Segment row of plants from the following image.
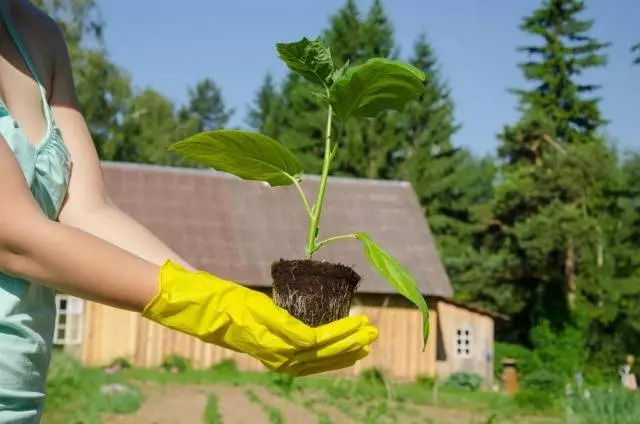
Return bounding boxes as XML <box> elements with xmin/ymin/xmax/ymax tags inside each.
<box><xmin>47</xmin><ymin>350</ymin><xmax>640</xmax><ymax>423</ymax></box>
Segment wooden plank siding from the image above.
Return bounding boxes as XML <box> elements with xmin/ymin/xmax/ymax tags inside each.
<box><xmin>78</xmin><ymin>293</ymin><xmax>439</xmax><ymax>381</ymax></box>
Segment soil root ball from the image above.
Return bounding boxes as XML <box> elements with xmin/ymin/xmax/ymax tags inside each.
<box><xmin>271</xmin><ymin>259</ymin><xmax>361</xmax><ymax>327</ymax></box>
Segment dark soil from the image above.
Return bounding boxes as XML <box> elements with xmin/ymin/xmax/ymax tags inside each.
<box><xmin>271</xmin><ymin>259</ymin><xmax>361</xmax><ymax>327</ymax></box>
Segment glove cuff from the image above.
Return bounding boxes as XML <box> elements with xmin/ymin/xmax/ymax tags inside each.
<box><xmin>141</xmin><ymin>259</ymin><xmax>187</xmax><ymax>320</ymax></box>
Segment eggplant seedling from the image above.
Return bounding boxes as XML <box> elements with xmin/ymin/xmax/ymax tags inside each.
<box><xmin>169</xmin><ymin>37</ymin><xmax>430</xmax><ymax>348</ymax></box>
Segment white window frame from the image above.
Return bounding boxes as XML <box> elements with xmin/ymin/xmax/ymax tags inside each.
<box><xmin>454</xmin><ymin>326</ymin><xmax>473</xmax><ymax>359</ymax></box>
<box><xmin>53</xmin><ymin>294</ymin><xmax>84</xmax><ymax>346</ymax></box>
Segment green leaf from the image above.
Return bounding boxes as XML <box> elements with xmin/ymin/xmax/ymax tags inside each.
<box><xmin>276</xmin><ymin>37</ymin><xmax>334</xmax><ymax>86</ymax></box>
<box><xmin>354</xmin><ymin>233</ymin><xmax>430</xmax><ymax>349</ymax></box>
<box><xmin>168</xmin><ymin>130</ymin><xmax>302</xmax><ymax>187</ymax></box>
<box><xmin>329</xmin><ymin>58</ymin><xmax>426</xmax><ymax>122</ymax></box>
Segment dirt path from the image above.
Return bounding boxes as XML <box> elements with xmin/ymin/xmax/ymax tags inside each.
<box><xmin>252</xmin><ymin>387</ymin><xmax>316</xmax><ymax>422</ymax></box>
<box><xmin>104</xmin><ymin>384</ymin><xmax>209</xmax><ymax>424</ymax></box>
<box><xmin>102</xmin><ymin>383</ymin><xmax>560</xmax><ymax>424</ymax></box>
<box><xmin>210</xmin><ymin>386</ymin><xmax>267</xmax><ymax>424</ymax></box>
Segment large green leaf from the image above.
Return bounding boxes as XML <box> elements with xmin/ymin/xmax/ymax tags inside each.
<box><xmin>354</xmin><ymin>233</ymin><xmax>430</xmax><ymax>349</ymax></box>
<box><xmin>169</xmin><ymin>130</ymin><xmax>302</xmax><ymax>187</ymax></box>
<box><xmin>329</xmin><ymin>58</ymin><xmax>426</xmax><ymax>122</ymax></box>
<box><xmin>276</xmin><ymin>37</ymin><xmax>335</xmax><ymax>86</ymax></box>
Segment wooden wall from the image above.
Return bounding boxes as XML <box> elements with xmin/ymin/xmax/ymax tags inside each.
<box><xmin>434</xmin><ymin>300</ymin><xmax>495</xmax><ymax>386</ymax></box>
<box><xmin>77</xmin><ymin>293</ymin><xmax>439</xmax><ymax>381</ymax></box>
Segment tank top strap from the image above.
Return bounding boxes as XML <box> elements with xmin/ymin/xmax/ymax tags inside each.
<box><xmin>0</xmin><ymin>5</ymin><xmax>54</xmax><ymax>128</ymax></box>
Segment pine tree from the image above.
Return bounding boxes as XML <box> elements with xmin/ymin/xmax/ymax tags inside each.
<box><xmin>260</xmin><ymin>0</ymin><xmax>402</xmax><ymax>177</ymax></box>
<box><xmin>245</xmin><ymin>73</ymin><xmax>282</xmax><ymax>137</ymax></box>
<box><xmin>395</xmin><ymin>33</ymin><xmax>497</xmax><ymax>297</ymax></box>
<box><xmin>322</xmin><ymin>0</ymin><xmax>363</xmax><ymax>67</ymax></box>
<box><xmin>326</xmin><ymin>0</ymin><xmax>404</xmax><ymax>178</ymax></box>
<box><xmin>178</xmin><ymin>78</ymin><xmax>233</xmax><ymax>133</ymax></box>
<box><xmin>499</xmin><ymin>0</ymin><xmax>610</xmax><ymax>165</ymax></box>
<box><xmin>487</xmin><ymin>0</ymin><xmax>611</xmax><ymax>354</ymax></box>
<box><xmin>585</xmin><ymin>150</ymin><xmax>640</xmax><ymax>368</ymax></box>
<box><xmin>118</xmin><ymin>89</ymin><xmax>178</xmax><ymax>164</ymax></box>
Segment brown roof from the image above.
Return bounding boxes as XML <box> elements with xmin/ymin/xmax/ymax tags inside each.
<box><xmin>100</xmin><ymin>161</ymin><xmax>454</xmax><ymax>297</ymax></box>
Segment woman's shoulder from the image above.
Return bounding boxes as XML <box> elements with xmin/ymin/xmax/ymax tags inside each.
<box><xmin>12</xmin><ymin>2</ymin><xmax>68</xmax><ymax>88</ymax></box>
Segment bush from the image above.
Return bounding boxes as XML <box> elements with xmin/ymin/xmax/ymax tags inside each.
<box><xmin>442</xmin><ymin>372</ymin><xmax>483</xmax><ymax>391</ymax></box>
<box><xmin>210</xmin><ymin>359</ymin><xmax>239</xmax><ymax>376</ymax></box>
<box><xmin>513</xmin><ymin>369</ymin><xmax>564</xmax><ymax>410</ymax></box>
<box><xmin>160</xmin><ymin>355</ymin><xmax>191</xmax><ymax>373</ymax></box>
<box><xmin>415</xmin><ymin>374</ymin><xmax>436</xmax><ymax>388</ymax></box>
<box><xmin>494</xmin><ymin>342</ymin><xmax>541</xmax><ymax>379</ymax></box>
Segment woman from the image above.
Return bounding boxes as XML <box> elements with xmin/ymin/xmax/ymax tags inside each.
<box><xmin>0</xmin><ymin>0</ymin><xmax>378</xmax><ymax>421</ymax></box>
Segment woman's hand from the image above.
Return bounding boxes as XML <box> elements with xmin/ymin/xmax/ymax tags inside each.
<box><xmin>143</xmin><ymin>260</ymin><xmax>378</xmax><ymax>376</ymax></box>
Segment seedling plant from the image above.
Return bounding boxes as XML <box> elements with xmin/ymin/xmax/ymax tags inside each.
<box><xmin>169</xmin><ymin>36</ymin><xmax>430</xmax><ymax>347</ymax></box>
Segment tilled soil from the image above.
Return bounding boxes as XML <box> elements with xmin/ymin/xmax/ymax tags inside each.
<box><xmin>102</xmin><ymin>383</ymin><xmax>560</xmax><ymax>424</ymax></box>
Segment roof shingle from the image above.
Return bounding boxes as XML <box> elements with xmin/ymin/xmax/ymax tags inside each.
<box><xmin>101</xmin><ymin>161</ymin><xmax>454</xmax><ymax>298</ymax></box>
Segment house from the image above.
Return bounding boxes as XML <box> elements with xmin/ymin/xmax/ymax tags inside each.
<box><xmin>54</xmin><ymin>161</ymin><xmax>500</xmax><ymax>385</ymax></box>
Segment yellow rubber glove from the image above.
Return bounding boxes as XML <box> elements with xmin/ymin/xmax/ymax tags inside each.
<box><xmin>142</xmin><ymin>260</ymin><xmax>378</xmax><ymax>376</ymax></box>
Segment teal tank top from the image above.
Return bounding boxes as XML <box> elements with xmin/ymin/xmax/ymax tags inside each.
<box><xmin>0</xmin><ymin>6</ymin><xmax>72</xmax><ymax>423</ymax></box>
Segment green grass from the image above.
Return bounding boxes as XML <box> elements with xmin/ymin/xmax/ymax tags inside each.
<box><xmin>565</xmin><ymin>386</ymin><xmax>640</xmax><ymax>424</ymax></box>
<box><xmin>41</xmin><ymin>351</ymin><xmax>583</xmax><ymax>424</ymax></box>
<box><xmin>203</xmin><ymin>392</ymin><xmax>223</xmax><ymax>424</ymax></box>
<box><xmin>317</xmin><ymin>412</ymin><xmax>334</xmax><ymax>424</ymax></box>
<box><xmin>42</xmin><ymin>350</ymin><xmax>144</xmax><ymax>424</ymax></box>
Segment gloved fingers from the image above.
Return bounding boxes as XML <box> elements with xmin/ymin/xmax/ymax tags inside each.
<box><xmin>313</xmin><ymin>315</ymin><xmax>371</xmax><ymax>347</ymax></box>
<box><xmin>245</xmin><ymin>291</ymin><xmax>317</xmax><ymax>348</ymax></box>
<box><xmin>294</xmin><ymin>324</ymin><xmax>378</xmax><ymax>363</ymax></box>
<box><xmin>291</xmin><ymin>347</ymin><xmax>371</xmax><ymax>377</ymax></box>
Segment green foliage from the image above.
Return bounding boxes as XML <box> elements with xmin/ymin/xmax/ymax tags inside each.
<box><xmin>44</xmin><ymin>351</ymin><xmax>144</xmax><ymax>422</ymax></box>
<box><xmin>210</xmin><ymin>359</ymin><xmax>240</xmax><ymax>377</ymax></box>
<box><xmin>442</xmin><ymin>372</ymin><xmax>484</xmax><ymax>391</ymax></box>
<box><xmin>168</xmin><ymin>34</ymin><xmax>428</xmax><ymax>347</ymax></box>
<box><xmin>566</xmin><ymin>386</ymin><xmax>640</xmax><ymax>424</ymax></box>
<box><xmin>493</xmin><ymin>342</ymin><xmax>542</xmax><ymax>380</ymax></box>
<box><xmin>329</xmin><ymin>58</ymin><xmax>425</xmax><ymax>122</ymax></box>
<box><xmin>355</xmin><ymin>233</ymin><xmax>429</xmax><ymax>346</ymax></box>
<box><xmin>40</xmin><ymin>0</ymin><xmax>640</xmax><ymax>389</ymax></box>
<box><xmin>246</xmin><ymin>73</ymin><xmax>283</xmax><ymax>136</ymax></box>
<box><xmin>276</xmin><ymin>37</ymin><xmax>335</xmax><ymax>86</ymax></box>
<box><xmin>169</xmin><ymin>130</ymin><xmax>303</xmax><ymax>187</ymax></box>
<box><xmin>270</xmin><ymin>372</ymin><xmax>296</xmax><ymax>398</ymax></box>
<box><xmin>530</xmin><ymin>319</ymin><xmax>587</xmax><ymax>380</ymax></box>
<box><xmin>160</xmin><ymin>355</ymin><xmax>191</xmax><ymax>373</ymax></box>
<box><xmin>203</xmin><ymin>393</ymin><xmax>223</xmax><ymax>424</ymax></box>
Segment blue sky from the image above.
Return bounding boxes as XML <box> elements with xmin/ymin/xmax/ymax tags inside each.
<box><xmin>98</xmin><ymin>0</ymin><xmax>638</xmax><ymax>156</ymax></box>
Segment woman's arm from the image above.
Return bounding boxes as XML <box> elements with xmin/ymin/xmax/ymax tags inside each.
<box><xmin>48</xmin><ymin>19</ymin><xmax>194</xmax><ymax>271</ymax></box>
<box><xmin>0</xmin><ymin>138</ymin><xmax>158</xmax><ymax>311</ymax></box>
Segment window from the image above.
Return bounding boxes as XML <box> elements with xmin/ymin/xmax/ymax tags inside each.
<box><xmin>53</xmin><ymin>294</ymin><xmax>84</xmax><ymax>346</ymax></box>
<box><xmin>454</xmin><ymin>327</ymin><xmax>473</xmax><ymax>358</ymax></box>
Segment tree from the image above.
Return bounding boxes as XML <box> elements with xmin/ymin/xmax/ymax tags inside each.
<box><xmin>329</xmin><ymin>0</ymin><xmax>404</xmax><ymax>179</ymax></box>
<box><xmin>393</xmin><ymin>33</ymin><xmax>497</xmax><ymax>296</ymax></box>
<box><xmin>499</xmin><ymin>0</ymin><xmax>610</xmax><ymax>165</ymax></box>
<box><xmin>178</xmin><ymin>78</ymin><xmax>233</xmax><ymax>133</ymax></box>
<box><xmin>488</xmin><ymin>0</ymin><xmax>611</xmax><ymax>354</ymax></box>
<box><xmin>34</xmin><ymin>0</ymin><xmax>133</xmax><ymax>159</ymax></box>
<box><xmin>633</xmin><ymin>43</ymin><xmax>640</xmax><ymax>65</ymax></box>
<box><xmin>259</xmin><ymin>0</ymin><xmax>403</xmax><ymax>177</ymax></box>
<box><xmin>117</xmin><ymin>88</ymin><xmax>179</xmax><ymax>165</ymax></box>
<box><xmin>245</xmin><ymin>73</ymin><xmax>283</xmax><ymax>138</ymax></box>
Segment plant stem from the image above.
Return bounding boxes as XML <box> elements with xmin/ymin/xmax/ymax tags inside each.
<box><xmin>287</xmin><ymin>174</ymin><xmax>312</xmax><ymax>219</ymax></box>
<box><xmin>305</xmin><ymin>91</ymin><xmax>333</xmax><ymax>259</ymax></box>
<box><xmin>311</xmin><ymin>233</ymin><xmax>357</xmax><ymax>255</ymax></box>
